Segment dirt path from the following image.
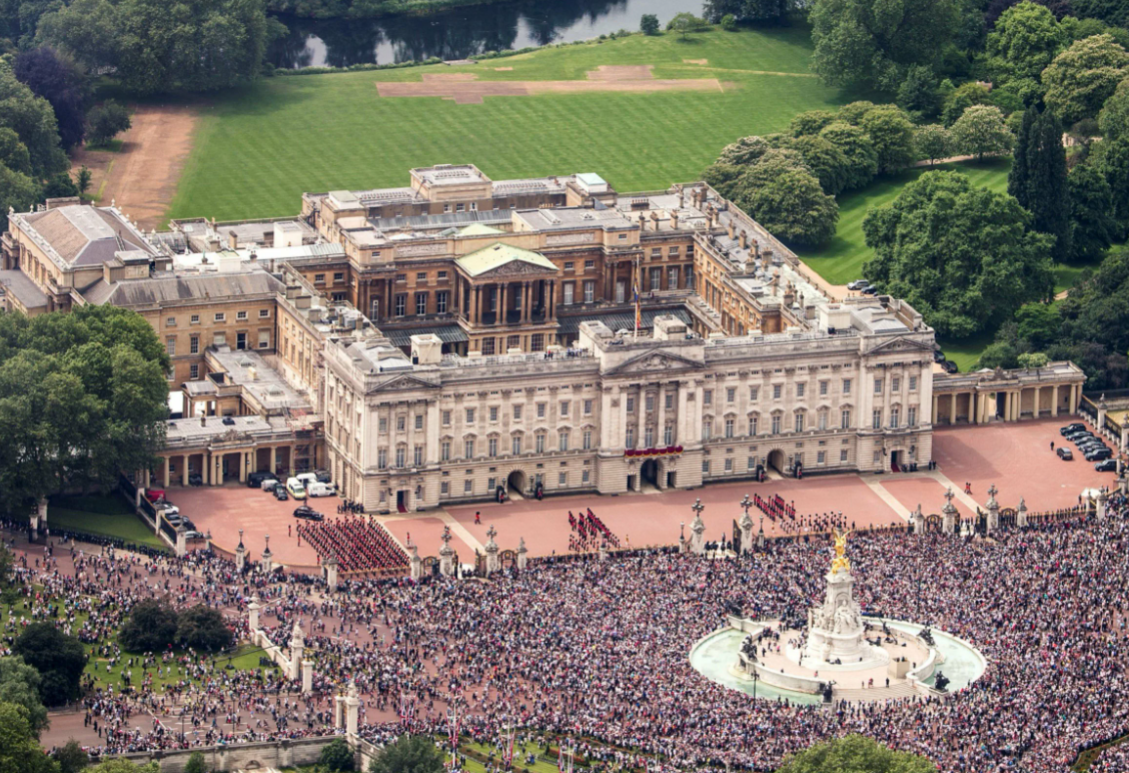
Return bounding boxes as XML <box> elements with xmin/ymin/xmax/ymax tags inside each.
<box><xmin>70</xmin><ymin>103</ymin><xmax>199</xmax><ymax>229</ymax></box>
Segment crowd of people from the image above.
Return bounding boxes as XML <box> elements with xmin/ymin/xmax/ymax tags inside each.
<box><xmin>6</xmin><ymin>489</ymin><xmax>1129</xmax><ymax>771</ymax></box>
<box><xmin>295</xmin><ymin>516</ymin><xmax>407</xmax><ymax>573</ymax></box>
<box><xmin>566</xmin><ymin>509</ymin><xmax>620</xmax><ymax>553</ymax></box>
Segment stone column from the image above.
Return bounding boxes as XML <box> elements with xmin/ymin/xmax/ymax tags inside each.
<box><xmin>302</xmin><ymin>659</ymin><xmax>313</xmax><ymax>694</ymax></box>
<box><xmin>1003</xmin><ymin>392</ymin><xmax>1012</xmax><ymax>423</ymax></box>
<box><xmin>690</xmin><ymin>500</ymin><xmax>706</xmax><ymax>555</ymax></box>
<box><xmin>484</xmin><ymin>525</ymin><xmax>500</xmax><ymax>576</ymax></box>
<box><xmin>986</xmin><ymin>484</ymin><xmax>999</xmax><ymax>532</ymax></box>
<box><xmin>175</xmin><ymin>524</ymin><xmax>187</xmax><ymax>558</ymax></box>
<box><xmin>1097</xmin><ymin>395</ymin><xmax>1108</xmax><ymax>435</ymax></box>
<box><xmin>912</xmin><ymin>504</ymin><xmax>925</xmax><ymax>536</ymax></box>
<box><xmin>739</xmin><ymin>510</ymin><xmax>754</xmax><ymax>553</ymax></box>
<box><xmin>517</xmin><ymin>537</ymin><xmax>528</xmax><ymax>570</ymax></box>
<box><xmin>163</xmin><ymin>456</ymin><xmax>171</xmax><ymax>488</ymax></box>
<box><xmin>522</xmin><ymin>282</ymin><xmax>531</xmax><ymax>323</ymax></box>
<box><xmin>548</xmin><ymin>281</ymin><xmax>555</xmax><ymax>321</ymax></box>
<box><xmin>182</xmin><ymin>455</ymin><xmax>190</xmax><ymax>486</ymax></box>
<box><xmin>270</xmin><ymin>446</ymin><xmax>277</xmax><ymax>476</ymax></box>
<box><xmin>1097</xmin><ymin>490</ymin><xmax>1108</xmax><ymax>519</ymax></box>
<box><xmin>1052</xmin><ymin>385</ymin><xmax>1059</xmax><ymax>417</ymax></box>
<box><xmin>344</xmin><ymin>682</ymin><xmax>360</xmax><ymax>736</ymax></box>
<box><xmin>235</xmin><ymin>529</ymin><xmax>247</xmax><ymax>572</ymax></box>
<box><xmin>324</xmin><ymin>554</ymin><xmax>339</xmax><ymax>592</ymax></box>
<box><xmin>288</xmin><ymin>620</ymin><xmax>304</xmax><ymax>681</ymax></box>
<box><xmin>932</xmin><ymin>395</ymin><xmax>938</xmax><ymax>425</ymax></box>
<box><xmin>498</xmin><ymin>283</ymin><xmax>507</xmax><ymax>326</ymax></box>
<box><xmin>439</xmin><ymin>528</ymin><xmax>456</xmax><ymax>577</ymax></box>
<box><xmin>949</xmin><ymin>395</ymin><xmax>956</xmax><ymax>425</ymax></box>
<box><xmin>656</xmin><ymin>383</ymin><xmax>667</xmax><ymax>445</ymax></box>
<box><xmin>260</xmin><ymin>536</ymin><xmax>273</xmax><ymax>574</ymax></box>
<box><xmin>1016</xmin><ymin>497</ymin><xmax>1028</xmax><ymax>528</ymax></box>
<box><xmin>942</xmin><ymin>489</ymin><xmax>958</xmax><ymax>534</ymax></box>
<box><xmin>248</xmin><ymin>594</ymin><xmax>261</xmax><ymax>631</ymax></box>
<box><xmin>333</xmin><ymin>693</ymin><xmax>344</xmax><ymax>729</ymax></box>
<box><xmin>637</xmin><ymin>385</ymin><xmax>647</xmax><ymax>449</ymax></box>
<box><xmin>409</xmin><ymin>541</ymin><xmax>421</xmax><ymax>581</ymax></box>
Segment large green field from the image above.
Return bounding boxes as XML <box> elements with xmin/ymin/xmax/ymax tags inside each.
<box><xmin>170</xmin><ymin>26</ymin><xmax>849</xmax><ymax>221</ymax></box>
<box><xmin>795</xmin><ymin>158</ymin><xmax>1014</xmax><ymax>287</ymax></box>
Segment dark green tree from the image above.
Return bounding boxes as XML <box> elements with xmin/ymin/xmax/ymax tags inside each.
<box><xmin>915</xmin><ymin>124</ymin><xmax>953</xmax><ymax>166</ymax></box>
<box><xmin>0</xmin><ymin>164</ymin><xmax>39</xmax><ymax>232</ymax></box>
<box><xmin>54</xmin><ymin>740</ymin><xmax>89</xmax><ymax>773</ymax></box>
<box><xmin>1068</xmin><ymin>163</ymin><xmax>1115</xmax><ymax>262</ymax></box>
<box><xmin>183</xmin><ymin>751</ymin><xmax>207</xmax><ymax>773</ymax></box>
<box><xmin>0</xmin><ymin>60</ymin><xmax>67</xmax><ymax>178</ymax></box>
<box><xmin>319</xmin><ymin>738</ymin><xmax>356</xmax><ymax>772</ymax></box>
<box><xmin>788</xmin><ymin>134</ymin><xmax>850</xmax><ymax>195</ymax></box>
<box><xmin>1014</xmin><ymin>301</ymin><xmax>1062</xmax><ymax>349</ymax></box>
<box><xmin>86</xmin><ymin>100</ymin><xmax>130</xmax><ymax>147</ymax></box>
<box><xmin>1099</xmin><ymin>76</ymin><xmax>1129</xmax><ymax>142</ymax></box>
<box><xmin>896</xmin><ymin>65</ymin><xmax>941</xmax><ymax>118</ymax></box>
<box><xmin>0</xmin><ymin>129</ymin><xmax>32</xmax><ymax>176</ymax></box>
<box><xmin>120</xmin><ymin>599</ymin><xmax>179</xmax><ymax>653</ymax></box>
<box><xmin>749</xmin><ymin>169</ymin><xmax>839</xmax><ymax>247</ymax></box>
<box><xmin>775</xmin><ymin>734</ymin><xmax>938</xmax><ymax>773</ymax></box>
<box><xmin>368</xmin><ymin>735</ymin><xmax>444</xmax><ymax>773</ymax></box>
<box><xmin>1100</xmin><ymin>137</ymin><xmax>1129</xmax><ymax>238</ymax></box>
<box><xmin>12</xmin><ymin>624</ymin><xmax>87</xmax><ymax>707</ymax></box>
<box><xmin>1008</xmin><ymin>104</ymin><xmax>1039</xmax><ymax>207</ymax></box>
<box><xmin>788</xmin><ymin>109</ymin><xmax>837</xmax><ymax>137</ymax></box>
<box><xmin>1042</xmin><ymin>33</ymin><xmax>1129</xmax><ymax>124</ymax></box>
<box><xmin>176</xmin><ymin>605</ymin><xmax>233</xmax><ymax>652</ymax></box>
<box><xmin>703</xmin><ymin>0</ymin><xmax>792</xmax><ymax>24</ymax></box>
<box><xmin>863</xmin><ymin>170</ymin><xmax>1054</xmax><ymax>338</ymax></box>
<box><xmin>639</xmin><ymin>14</ymin><xmax>659</xmax><ymax>35</ymax></box>
<box><xmin>0</xmin><ymin>657</ymin><xmax>48</xmax><ymax>736</ymax></box>
<box><xmin>859</xmin><ymin>105</ymin><xmax>917</xmax><ymax>174</ymax></box>
<box><xmin>818</xmin><ymin>121</ymin><xmax>879</xmax><ymax>191</ymax></box>
<box><xmin>0</xmin><ymin>701</ymin><xmax>60</xmax><ymax>773</ymax></box>
<box><xmin>1026</xmin><ymin>110</ymin><xmax>1072</xmax><ymax>262</ymax></box>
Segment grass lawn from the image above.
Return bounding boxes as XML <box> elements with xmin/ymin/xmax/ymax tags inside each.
<box><xmin>170</xmin><ymin>26</ymin><xmax>853</xmax><ymax>221</ymax></box>
<box><xmin>796</xmin><ymin>157</ymin><xmax>1014</xmax><ymax>286</ymax></box>
<box><xmin>47</xmin><ymin>494</ymin><xmax>168</xmax><ymax>551</ymax></box>
<box><xmin>937</xmin><ymin>331</ymin><xmax>996</xmax><ymax>372</ymax></box>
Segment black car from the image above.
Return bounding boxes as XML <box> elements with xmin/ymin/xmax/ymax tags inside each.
<box><xmin>274</xmin><ymin>487</ymin><xmax>289</xmax><ymax>501</ymax></box>
<box><xmin>932</xmin><ymin>349</ymin><xmax>946</xmax><ymax>363</ymax></box>
<box><xmin>1086</xmin><ymin>447</ymin><xmax>1113</xmax><ymax>462</ymax></box>
<box><xmin>188</xmin><ymin>473</ymin><xmax>203</xmax><ymax>486</ymax></box>
<box><xmin>1066</xmin><ymin>430</ymin><xmax>1094</xmax><ymax>443</ymax></box>
<box><xmin>942</xmin><ymin>360</ymin><xmax>959</xmax><ymax>374</ymax></box>
<box><xmin>1078</xmin><ymin>442</ymin><xmax>1107</xmax><ymax>455</ymax></box>
<box><xmin>248</xmin><ymin>471</ymin><xmax>275</xmax><ymax>488</ymax></box>
<box><xmin>293</xmin><ymin>505</ymin><xmax>324</xmax><ymax>521</ymax></box>
<box><xmin>315</xmin><ymin>470</ymin><xmax>332</xmax><ymax>483</ymax></box>
<box><xmin>1095</xmin><ymin>459</ymin><xmax>1119</xmax><ymax>472</ymax></box>
<box><xmin>1060</xmin><ymin>423</ymin><xmax>1086</xmax><ymax>436</ymax></box>
<box><xmin>1057</xmin><ymin>447</ymin><xmax>1074</xmax><ymax>460</ymax></box>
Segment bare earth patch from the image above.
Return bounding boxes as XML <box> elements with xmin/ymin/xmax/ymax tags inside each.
<box><xmin>683</xmin><ymin>59</ymin><xmax>709</xmax><ymax>65</ymax></box>
<box><xmin>494</xmin><ymin>67</ymin><xmax>514</xmax><ymax>71</ymax></box>
<box><xmin>377</xmin><ymin>65</ymin><xmax>726</xmax><ymax>104</ymax></box>
<box><xmin>71</xmin><ymin>103</ymin><xmax>199</xmax><ymax>229</ymax></box>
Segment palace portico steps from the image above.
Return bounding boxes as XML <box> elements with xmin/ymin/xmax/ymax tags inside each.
<box><xmin>829</xmin><ymin>681</ymin><xmax>920</xmax><ymax>703</ymax></box>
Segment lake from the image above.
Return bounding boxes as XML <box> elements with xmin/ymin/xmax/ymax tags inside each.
<box><xmin>269</xmin><ymin>0</ymin><xmax>706</xmax><ymax>69</ymax></box>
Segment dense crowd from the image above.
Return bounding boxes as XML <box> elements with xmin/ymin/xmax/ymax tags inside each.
<box><xmin>9</xmin><ymin>492</ymin><xmax>1129</xmax><ymax>770</ymax></box>
<box><xmin>295</xmin><ymin>516</ymin><xmax>407</xmax><ymax>573</ymax></box>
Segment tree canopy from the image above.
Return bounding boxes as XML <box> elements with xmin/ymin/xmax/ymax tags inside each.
<box><xmin>12</xmin><ymin>624</ymin><xmax>87</xmax><ymax>707</ymax></box>
<box><xmin>0</xmin><ymin>700</ymin><xmax>60</xmax><ymax>773</ymax></box>
<box><xmin>0</xmin><ymin>658</ymin><xmax>48</xmax><ymax>737</ymax></box>
<box><xmin>776</xmin><ymin>735</ymin><xmax>937</xmax><ymax>773</ymax></box>
<box><xmin>368</xmin><ymin>735</ymin><xmax>444</xmax><ymax>773</ymax></box>
<box><xmin>1042</xmin><ymin>33</ymin><xmax>1129</xmax><ymax>123</ymax></box>
<box><xmin>863</xmin><ymin>170</ymin><xmax>1054</xmax><ymax>338</ymax></box>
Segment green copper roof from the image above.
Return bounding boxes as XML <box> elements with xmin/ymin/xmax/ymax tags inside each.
<box><xmin>456</xmin><ymin>242</ymin><xmax>557</xmax><ymax>277</ymax></box>
<box><xmin>459</xmin><ymin>223</ymin><xmax>504</xmax><ymax>236</ymax></box>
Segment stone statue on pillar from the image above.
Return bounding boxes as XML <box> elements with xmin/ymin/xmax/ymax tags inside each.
<box><xmin>517</xmin><ymin>537</ymin><xmax>528</xmax><ymax>570</ymax></box>
<box><xmin>986</xmin><ymin>484</ymin><xmax>1000</xmax><ymax>532</ymax></box>
<box><xmin>484</xmin><ymin>525</ymin><xmax>500</xmax><ymax>576</ymax></box>
<box><xmin>260</xmin><ymin>535</ymin><xmax>273</xmax><ymax>574</ymax></box>
<box><xmin>439</xmin><ymin>527</ymin><xmax>456</xmax><ymax>577</ymax></box>
<box><xmin>912</xmin><ymin>504</ymin><xmax>925</xmax><ymax>535</ymax></box>
<box><xmin>942</xmin><ymin>488</ymin><xmax>958</xmax><ymax>534</ymax></box>
<box><xmin>690</xmin><ymin>499</ymin><xmax>706</xmax><ymax>555</ymax></box>
<box><xmin>409</xmin><ymin>540</ymin><xmax>422</xmax><ymax>581</ymax></box>
<box><xmin>302</xmin><ymin>659</ymin><xmax>314</xmax><ymax>694</ymax></box>
<box><xmin>175</xmin><ymin>523</ymin><xmax>188</xmax><ymax>557</ymax></box>
<box><xmin>345</xmin><ymin>680</ymin><xmax>360</xmax><ymax>736</ymax></box>
<box><xmin>235</xmin><ymin>529</ymin><xmax>247</xmax><ymax>572</ymax></box>
<box><xmin>248</xmin><ymin>594</ymin><xmax>261</xmax><ymax>632</ymax></box>
<box><xmin>1016</xmin><ymin>497</ymin><xmax>1028</xmax><ymax>528</ymax></box>
<box><xmin>738</xmin><ymin>495</ymin><xmax>754</xmax><ymax>553</ymax></box>
<box><xmin>1098</xmin><ymin>489</ymin><xmax>1108</xmax><ymax>519</ymax></box>
<box><xmin>323</xmin><ymin>553</ymin><xmax>339</xmax><ymax>592</ymax></box>
<box><xmin>288</xmin><ymin>619</ymin><xmax>304</xmax><ymax>681</ymax></box>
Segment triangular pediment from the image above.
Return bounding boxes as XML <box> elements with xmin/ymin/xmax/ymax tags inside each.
<box><xmin>473</xmin><ymin>260</ymin><xmax>557</xmax><ymax>279</ymax></box>
<box><xmin>371</xmin><ymin>372</ymin><xmax>440</xmax><ymax>392</ymax></box>
<box><xmin>607</xmin><ymin>349</ymin><xmax>701</xmax><ymax>376</ymax></box>
<box><xmin>863</xmin><ymin>336</ymin><xmax>934</xmax><ymax>356</ymax></box>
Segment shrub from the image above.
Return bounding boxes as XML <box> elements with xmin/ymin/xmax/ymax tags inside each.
<box><xmin>641</xmin><ymin>14</ymin><xmax>660</xmax><ymax>35</ymax></box>
<box><xmin>86</xmin><ymin>100</ymin><xmax>131</xmax><ymax>147</ymax></box>
<box><xmin>721</xmin><ymin>14</ymin><xmax>738</xmax><ymax>31</ymax></box>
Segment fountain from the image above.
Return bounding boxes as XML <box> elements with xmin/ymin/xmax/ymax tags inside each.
<box><xmin>691</xmin><ymin>529</ymin><xmax>987</xmax><ymax>704</ymax></box>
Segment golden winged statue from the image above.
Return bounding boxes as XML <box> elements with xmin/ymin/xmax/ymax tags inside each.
<box><xmin>830</xmin><ymin>527</ymin><xmax>852</xmax><ymax>573</ymax></box>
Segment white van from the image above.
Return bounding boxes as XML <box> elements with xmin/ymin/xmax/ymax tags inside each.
<box><xmin>286</xmin><ymin>477</ymin><xmax>307</xmax><ymax>500</ymax></box>
<box><xmin>296</xmin><ymin>472</ymin><xmax>319</xmax><ymax>488</ymax></box>
<box><xmin>307</xmin><ymin>481</ymin><xmax>336</xmax><ymax>498</ymax></box>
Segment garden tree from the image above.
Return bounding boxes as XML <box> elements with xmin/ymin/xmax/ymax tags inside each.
<box><xmin>1071</xmin><ymin>0</ymin><xmax>1129</xmax><ymax>27</ymax></box>
<box><xmin>38</xmin><ymin>0</ymin><xmax>273</xmax><ymax>95</ymax></box>
<box><xmin>985</xmin><ymin>0</ymin><xmax>1073</xmax><ymax>28</ymax></box>
<box><xmin>176</xmin><ymin>605</ymin><xmax>233</xmax><ymax>652</ymax></box>
<box><xmin>1025</xmin><ymin>109</ymin><xmax>1072</xmax><ymax>261</ymax></box>
<box><xmin>1060</xmin><ymin>15</ymin><xmax>1129</xmax><ymax>47</ymax></box>
<box><xmin>788</xmin><ymin>109</ymin><xmax>837</xmax><ymax>138</ymax></box>
<box><xmin>1015</xmin><ymin>301</ymin><xmax>1062</xmax><ymax>348</ymax></box>
<box><xmin>1098</xmin><ymin>76</ymin><xmax>1129</xmax><ymax>141</ymax></box>
<box><xmin>0</xmin><ymin>129</ymin><xmax>31</xmax><ymax>175</ymax></box>
<box><xmin>639</xmin><ymin>14</ymin><xmax>659</xmax><ymax>35</ymax></box>
<box><xmin>702</xmin><ymin>0</ymin><xmax>792</xmax><ymax>24</ymax></box>
<box><xmin>0</xmin><ymin>701</ymin><xmax>60</xmax><ymax>773</ymax></box>
<box><xmin>859</xmin><ymin>105</ymin><xmax>917</xmax><ymax>174</ymax></box>
<box><xmin>835</xmin><ymin>100</ymin><xmax>876</xmax><ymax>126</ymax></box>
<box><xmin>667</xmin><ymin>12</ymin><xmax>708</xmax><ymax>38</ymax></box>
<box><xmin>896</xmin><ymin>65</ymin><xmax>942</xmax><ymax>118</ymax></box>
<box><xmin>1008</xmin><ymin>104</ymin><xmax>1039</xmax><ymax>207</ymax></box>
<box><xmin>1099</xmin><ymin>137</ymin><xmax>1129</xmax><ymax>238</ymax></box>
<box><xmin>738</xmin><ymin>147</ymin><xmax>811</xmax><ymax>190</ymax></box>
<box><xmin>0</xmin><ymin>657</ymin><xmax>48</xmax><ymax>736</ymax></box>
<box><xmin>12</xmin><ymin>624</ymin><xmax>87</xmax><ymax>706</ymax></box>
<box><xmin>0</xmin><ymin>60</ymin><xmax>67</xmax><ymax>179</ymax></box>
<box><xmin>1068</xmin><ymin>163</ymin><xmax>1115</xmax><ymax>262</ymax></box>
<box><xmin>87</xmin><ymin>759</ymin><xmax>159</xmax><ymax>773</ymax></box>
<box><xmin>862</xmin><ymin>171</ymin><xmax>1054</xmax><ymax>338</ymax></box>
<box><xmin>1042</xmin><ymin>33</ymin><xmax>1129</xmax><ymax>124</ymax></box>
<box><xmin>368</xmin><ymin>734</ymin><xmax>444</xmax><ymax>773</ymax></box>
<box><xmin>809</xmin><ymin>0</ymin><xmax>961</xmax><ymax>90</ymax></box>
<box><xmin>0</xmin><ymin>164</ymin><xmax>40</xmax><ymax>231</ymax></box>
<box><xmin>748</xmin><ymin>169</ymin><xmax>839</xmax><ymax>247</ymax></box>
<box><xmin>76</xmin><ymin>165</ymin><xmax>91</xmax><ymax>195</ymax></box>
<box><xmin>86</xmin><ymin>100</ymin><xmax>130</xmax><ymax>147</ymax></box>
<box><xmin>13</xmin><ymin>48</ymin><xmax>88</xmax><ymax>151</ymax></box>
<box><xmin>818</xmin><ymin>122</ymin><xmax>879</xmax><ymax>191</ymax></box>
<box><xmin>183</xmin><ymin>751</ymin><xmax>207</xmax><ymax>773</ymax></box>
<box><xmin>319</xmin><ymin>738</ymin><xmax>356</xmax><ymax>772</ymax></box>
<box><xmin>941</xmin><ymin>81</ymin><xmax>993</xmax><ymax>125</ymax></box>
<box><xmin>120</xmin><ymin>598</ymin><xmax>179</xmax><ymax>652</ymax></box>
<box><xmin>986</xmin><ymin>1</ymin><xmax>1067</xmax><ymax>81</ymax></box>
<box><xmin>915</xmin><ymin>124</ymin><xmax>953</xmax><ymax>166</ymax></box>
<box><xmin>701</xmin><ymin>161</ymin><xmax>744</xmax><ymax>200</ymax></box>
<box><xmin>0</xmin><ymin>305</ymin><xmax>169</xmax><ymax>515</ymax></box>
<box><xmin>717</xmin><ymin>135</ymin><xmax>770</xmax><ymax>166</ymax></box>
<box><xmin>787</xmin><ymin>134</ymin><xmax>850</xmax><ymax>194</ymax></box>
<box><xmin>53</xmin><ymin>740</ymin><xmax>89</xmax><ymax>773</ymax></box>
<box><xmin>1018</xmin><ymin>351</ymin><xmax>1050</xmax><ymax>368</ymax></box>
<box><xmin>978</xmin><ymin>340</ymin><xmax>1021</xmax><ymax>368</ymax></box>
<box><xmin>43</xmin><ymin>171</ymin><xmax>78</xmax><ymax>199</ymax></box>
<box><xmin>951</xmin><ymin>104</ymin><xmax>1014</xmax><ymax>160</ymax></box>
<box><xmin>775</xmin><ymin>735</ymin><xmax>936</xmax><ymax>773</ymax></box>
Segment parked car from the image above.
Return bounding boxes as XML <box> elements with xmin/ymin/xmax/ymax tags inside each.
<box><xmin>861</xmin><ymin>285</ymin><xmax>879</xmax><ymax>295</ymax></box>
<box><xmin>307</xmin><ymin>481</ymin><xmax>337</xmax><ymax>498</ymax></box>
<box><xmin>1078</xmin><ymin>442</ymin><xmax>1107</xmax><ymax>455</ymax></box>
<box><xmin>188</xmin><ymin>473</ymin><xmax>203</xmax><ymax>486</ymax></box>
<box><xmin>273</xmin><ymin>487</ymin><xmax>289</xmax><ymax>501</ymax></box>
<box><xmin>183</xmin><ymin>530</ymin><xmax>202</xmax><ymax>540</ymax></box>
<box><xmin>1066</xmin><ymin>430</ymin><xmax>1093</xmax><ymax>443</ymax></box>
<box><xmin>296</xmin><ymin>472</ymin><xmax>319</xmax><ymax>488</ymax></box>
<box><xmin>1095</xmin><ymin>459</ymin><xmax>1119</xmax><ymax>472</ymax></box>
<box><xmin>315</xmin><ymin>470</ymin><xmax>332</xmax><ymax>484</ymax></box>
<box><xmin>932</xmin><ymin>349</ymin><xmax>946</xmax><ymax>364</ymax></box>
<box><xmin>942</xmin><ymin>360</ymin><xmax>959</xmax><ymax>374</ymax></box>
<box><xmin>247</xmin><ymin>471</ymin><xmax>275</xmax><ymax>488</ymax></box>
<box><xmin>293</xmin><ymin>506</ymin><xmax>324</xmax><ymax>521</ymax></box>
<box><xmin>1086</xmin><ymin>447</ymin><xmax>1113</xmax><ymax>462</ymax></box>
<box><xmin>1057</xmin><ymin>447</ymin><xmax>1074</xmax><ymax>460</ymax></box>
<box><xmin>1060</xmin><ymin>423</ymin><xmax>1086</xmax><ymax>436</ymax></box>
<box><xmin>260</xmin><ymin>478</ymin><xmax>280</xmax><ymax>492</ymax></box>
<box><xmin>145</xmin><ymin>489</ymin><xmax>166</xmax><ymax>503</ymax></box>
<box><xmin>847</xmin><ymin>279</ymin><xmax>870</xmax><ymax>291</ymax></box>
<box><xmin>286</xmin><ymin>477</ymin><xmax>307</xmax><ymax>500</ymax></box>
<box><xmin>159</xmin><ymin>503</ymin><xmax>180</xmax><ymax>518</ymax></box>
